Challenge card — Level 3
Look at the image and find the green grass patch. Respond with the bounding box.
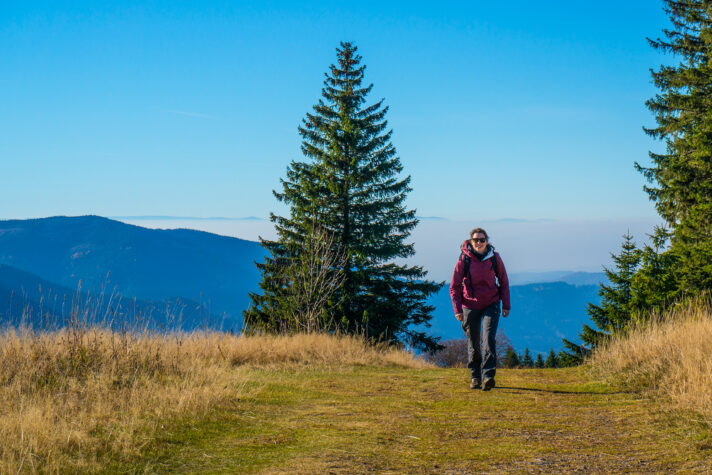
[113,366,711,473]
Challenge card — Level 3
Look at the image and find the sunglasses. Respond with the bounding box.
[472,237,487,244]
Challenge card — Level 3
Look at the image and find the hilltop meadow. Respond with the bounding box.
[4,1,712,472]
[1,300,711,473]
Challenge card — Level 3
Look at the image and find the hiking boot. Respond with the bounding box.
[470,378,481,390]
[482,378,495,391]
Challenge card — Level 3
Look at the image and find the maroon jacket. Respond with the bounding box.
[450,240,510,315]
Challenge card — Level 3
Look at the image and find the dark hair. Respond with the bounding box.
[470,227,489,241]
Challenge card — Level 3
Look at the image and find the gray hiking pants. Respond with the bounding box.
[462,302,500,381]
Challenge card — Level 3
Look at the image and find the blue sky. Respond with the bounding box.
[2,0,670,223]
[1,1,673,276]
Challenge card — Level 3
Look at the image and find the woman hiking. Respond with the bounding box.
[450,228,511,391]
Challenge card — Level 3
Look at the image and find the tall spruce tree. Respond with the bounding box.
[637,0,712,295]
[244,42,442,352]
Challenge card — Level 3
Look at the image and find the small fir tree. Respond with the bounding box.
[502,346,520,368]
[580,232,642,350]
[521,348,534,368]
[244,42,442,352]
[544,349,559,368]
[561,232,641,365]
[559,339,589,366]
[558,346,585,367]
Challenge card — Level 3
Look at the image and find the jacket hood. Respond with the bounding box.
[461,240,495,261]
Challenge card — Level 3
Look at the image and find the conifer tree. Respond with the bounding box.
[557,346,585,367]
[544,349,559,368]
[560,233,640,364]
[534,353,544,369]
[244,42,442,352]
[581,232,642,349]
[502,347,520,368]
[637,1,712,295]
[522,348,534,368]
[630,227,680,314]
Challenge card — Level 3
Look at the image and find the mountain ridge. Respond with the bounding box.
[0,215,265,329]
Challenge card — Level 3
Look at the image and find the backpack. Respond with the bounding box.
[461,247,501,292]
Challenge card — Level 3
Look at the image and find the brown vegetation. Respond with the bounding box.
[0,326,428,473]
[426,330,513,368]
[591,298,712,424]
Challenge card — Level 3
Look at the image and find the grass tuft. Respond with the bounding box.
[591,297,712,424]
[0,326,428,473]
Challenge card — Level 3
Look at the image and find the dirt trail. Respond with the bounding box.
[146,367,712,473]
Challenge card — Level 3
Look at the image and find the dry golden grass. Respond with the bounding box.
[0,327,428,473]
[591,298,712,424]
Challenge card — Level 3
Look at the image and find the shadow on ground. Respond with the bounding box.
[496,386,629,395]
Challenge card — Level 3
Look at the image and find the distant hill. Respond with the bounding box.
[508,271,606,286]
[556,271,607,286]
[427,281,600,354]
[0,216,265,329]
[0,265,222,330]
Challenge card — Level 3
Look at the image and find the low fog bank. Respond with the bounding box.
[117,216,661,282]
[407,217,661,281]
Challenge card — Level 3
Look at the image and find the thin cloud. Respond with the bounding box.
[164,109,217,119]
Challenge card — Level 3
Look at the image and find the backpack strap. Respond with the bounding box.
[491,252,500,289]
[460,251,473,295]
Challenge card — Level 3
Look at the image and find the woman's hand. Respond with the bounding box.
[503,309,510,317]
[455,313,463,322]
